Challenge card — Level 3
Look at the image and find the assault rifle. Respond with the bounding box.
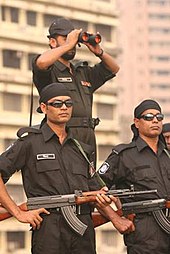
[93,198,170,234]
[0,186,157,235]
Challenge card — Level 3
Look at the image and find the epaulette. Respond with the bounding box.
[17,125,41,138]
[112,142,136,155]
[74,61,88,69]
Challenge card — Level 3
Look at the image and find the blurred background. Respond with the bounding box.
[0,0,170,253]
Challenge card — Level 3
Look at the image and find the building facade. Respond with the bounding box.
[0,0,124,253]
[116,0,170,142]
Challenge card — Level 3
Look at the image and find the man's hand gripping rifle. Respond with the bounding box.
[0,186,157,236]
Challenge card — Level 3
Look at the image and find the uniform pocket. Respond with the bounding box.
[133,165,156,181]
[36,159,60,173]
[72,164,88,178]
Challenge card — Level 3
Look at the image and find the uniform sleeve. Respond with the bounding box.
[0,139,26,183]
[32,55,53,93]
[98,151,120,189]
[86,62,115,92]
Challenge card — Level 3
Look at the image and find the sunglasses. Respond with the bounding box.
[46,99,73,108]
[139,113,164,121]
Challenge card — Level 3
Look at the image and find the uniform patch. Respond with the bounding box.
[98,162,110,174]
[81,81,91,87]
[37,154,55,160]
[57,77,72,82]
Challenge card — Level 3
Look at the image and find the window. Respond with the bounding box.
[97,103,114,120]
[71,19,88,31]
[0,6,19,22]
[3,49,22,69]
[2,92,22,112]
[10,7,19,23]
[7,231,25,253]
[148,0,168,5]
[150,69,170,76]
[95,24,112,41]
[1,5,6,21]
[150,55,170,62]
[98,145,113,161]
[151,83,170,89]
[26,10,37,26]
[44,14,61,27]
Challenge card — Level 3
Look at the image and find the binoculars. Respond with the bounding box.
[78,32,101,46]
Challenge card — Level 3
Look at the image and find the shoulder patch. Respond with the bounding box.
[17,125,41,138]
[98,162,110,175]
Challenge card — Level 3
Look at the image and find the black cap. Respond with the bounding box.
[47,17,74,38]
[162,123,170,133]
[134,99,161,118]
[37,83,71,113]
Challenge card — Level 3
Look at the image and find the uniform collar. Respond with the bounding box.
[135,135,166,153]
[40,122,72,142]
[55,60,75,72]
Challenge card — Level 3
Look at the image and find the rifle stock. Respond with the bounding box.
[0,203,27,221]
[92,210,135,228]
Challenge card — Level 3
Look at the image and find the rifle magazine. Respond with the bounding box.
[152,210,170,234]
[61,206,88,236]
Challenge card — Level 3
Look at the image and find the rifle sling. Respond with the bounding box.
[72,139,105,187]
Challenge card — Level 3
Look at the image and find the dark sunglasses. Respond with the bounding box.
[139,113,164,121]
[46,99,73,108]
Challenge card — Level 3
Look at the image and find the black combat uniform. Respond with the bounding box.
[0,122,101,254]
[32,58,115,164]
[98,136,170,254]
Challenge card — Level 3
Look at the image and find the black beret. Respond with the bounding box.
[37,83,70,113]
[162,123,170,133]
[134,99,161,118]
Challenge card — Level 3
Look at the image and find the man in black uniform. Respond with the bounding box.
[0,83,133,254]
[162,123,170,151]
[98,99,170,254]
[32,17,119,165]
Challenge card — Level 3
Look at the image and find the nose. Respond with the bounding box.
[60,103,67,109]
[152,116,158,122]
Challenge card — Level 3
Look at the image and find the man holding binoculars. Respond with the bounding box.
[32,17,119,166]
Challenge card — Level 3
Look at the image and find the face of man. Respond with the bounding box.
[40,95,73,125]
[50,35,76,60]
[163,132,170,150]
[134,109,163,139]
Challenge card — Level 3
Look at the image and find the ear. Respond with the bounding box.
[49,38,58,48]
[134,118,140,129]
[40,103,47,114]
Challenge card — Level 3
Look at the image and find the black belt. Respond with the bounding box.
[67,117,100,129]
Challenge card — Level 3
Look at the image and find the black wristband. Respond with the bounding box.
[95,49,104,58]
